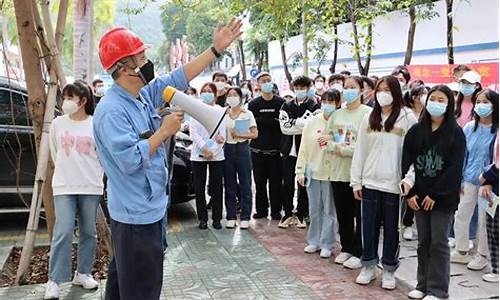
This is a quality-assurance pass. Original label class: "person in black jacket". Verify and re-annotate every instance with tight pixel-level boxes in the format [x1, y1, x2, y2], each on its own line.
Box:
[401, 85, 466, 300]
[248, 72, 285, 220]
[480, 131, 499, 283]
[213, 71, 228, 107]
[279, 76, 321, 228]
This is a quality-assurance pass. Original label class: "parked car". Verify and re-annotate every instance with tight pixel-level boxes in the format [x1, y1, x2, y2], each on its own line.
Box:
[0, 77, 194, 213]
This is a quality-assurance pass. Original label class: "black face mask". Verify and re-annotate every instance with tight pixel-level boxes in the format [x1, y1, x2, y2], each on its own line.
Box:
[137, 60, 155, 84]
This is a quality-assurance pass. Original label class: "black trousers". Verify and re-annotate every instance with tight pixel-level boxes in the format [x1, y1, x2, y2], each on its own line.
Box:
[105, 219, 164, 300]
[251, 152, 283, 216]
[192, 160, 224, 222]
[331, 181, 362, 257]
[402, 200, 415, 227]
[282, 156, 308, 218]
[415, 210, 454, 299]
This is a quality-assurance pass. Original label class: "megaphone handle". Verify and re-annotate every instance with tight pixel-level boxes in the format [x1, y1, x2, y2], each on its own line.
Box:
[209, 107, 229, 139]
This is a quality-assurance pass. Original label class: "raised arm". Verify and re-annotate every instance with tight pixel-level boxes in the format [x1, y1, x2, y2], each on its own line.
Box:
[183, 18, 242, 81]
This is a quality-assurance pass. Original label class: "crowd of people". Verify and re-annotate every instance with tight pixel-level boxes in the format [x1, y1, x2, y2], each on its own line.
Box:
[41, 25, 498, 300]
[176, 64, 498, 300]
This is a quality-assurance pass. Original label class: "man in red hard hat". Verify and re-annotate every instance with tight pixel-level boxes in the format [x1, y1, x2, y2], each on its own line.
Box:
[93, 19, 242, 300]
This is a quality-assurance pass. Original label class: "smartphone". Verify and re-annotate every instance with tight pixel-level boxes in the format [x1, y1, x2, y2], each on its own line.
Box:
[399, 183, 405, 195]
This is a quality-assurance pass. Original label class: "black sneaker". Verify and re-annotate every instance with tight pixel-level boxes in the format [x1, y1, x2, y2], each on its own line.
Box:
[212, 221, 222, 230]
[253, 212, 268, 219]
[271, 213, 282, 221]
[198, 221, 208, 230]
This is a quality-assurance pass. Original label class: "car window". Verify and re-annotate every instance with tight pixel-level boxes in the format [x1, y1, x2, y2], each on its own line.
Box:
[0, 89, 30, 126]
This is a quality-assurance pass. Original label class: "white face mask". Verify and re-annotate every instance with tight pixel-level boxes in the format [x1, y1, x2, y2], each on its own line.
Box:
[331, 83, 344, 93]
[315, 81, 324, 90]
[62, 99, 80, 115]
[376, 92, 393, 107]
[95, 86, 105, 97]
[214, 82, 226, 91]
[241, 88, 250, 97]
[226, 96, 241, 108]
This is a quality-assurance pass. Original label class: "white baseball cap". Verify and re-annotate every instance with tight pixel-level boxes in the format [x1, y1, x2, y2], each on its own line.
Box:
[459, 70, 481, 84]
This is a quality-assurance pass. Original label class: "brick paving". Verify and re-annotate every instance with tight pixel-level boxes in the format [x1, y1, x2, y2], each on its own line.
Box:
[0, 203, 498, 299]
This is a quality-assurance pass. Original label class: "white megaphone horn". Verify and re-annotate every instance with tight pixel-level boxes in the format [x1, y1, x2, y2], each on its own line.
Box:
[162, 86, 228, 138]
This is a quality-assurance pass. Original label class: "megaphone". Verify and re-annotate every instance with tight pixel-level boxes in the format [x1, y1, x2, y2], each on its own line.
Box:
[162, 86, 228, 138]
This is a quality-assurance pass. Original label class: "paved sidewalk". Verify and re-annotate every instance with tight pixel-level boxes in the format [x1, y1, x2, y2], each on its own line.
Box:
[0, 203, 498, 299]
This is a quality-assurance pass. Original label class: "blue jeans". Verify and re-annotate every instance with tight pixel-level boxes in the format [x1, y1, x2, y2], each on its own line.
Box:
[224, 142, 253, 220]
[306, 179, 336, 249]
[361, 188, 400, 272]
[48, 194, 100, 283]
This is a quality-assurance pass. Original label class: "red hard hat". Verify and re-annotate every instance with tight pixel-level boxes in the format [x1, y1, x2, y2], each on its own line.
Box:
[98, 27, 147, 71]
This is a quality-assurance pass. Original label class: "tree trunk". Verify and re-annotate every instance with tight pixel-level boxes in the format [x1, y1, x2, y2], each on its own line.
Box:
[38, 1, 67, 87]
[55, 0, 69, 51]
[256, 49, 262, 72]
[73, 0, 93, 82]
[14, 0, 68, 282]
[363, 23, 373, 76]
[14, 0, 46, 155]
[329, 24, 338, 74]
[446, 0, 454, 64]
[31, 0, 53, 76]
[1, 16, 8, 50]
[96, 204, 113, 257]
[351, 20, 365, 75]
[263, 48, 269, 72]
[301, 4, 308, 77]
[404, 6, 417, 65]
[88, 1, 94, 81]
[238, 39, 246, 81]
[279, 39, 292, 87]
[39, 0, 70, 240]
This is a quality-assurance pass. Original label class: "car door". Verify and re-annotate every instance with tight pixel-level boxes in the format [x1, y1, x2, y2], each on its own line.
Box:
[0, 87, 36, 192]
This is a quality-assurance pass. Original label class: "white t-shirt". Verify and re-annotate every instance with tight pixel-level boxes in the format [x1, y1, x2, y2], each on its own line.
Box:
[189, 118, 226, 162]
[225, 109, 257, 144]
[49, 115, 104, 196]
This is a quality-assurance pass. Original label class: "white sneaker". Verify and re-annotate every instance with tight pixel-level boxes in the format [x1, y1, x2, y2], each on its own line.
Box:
[423, 296, 441, 300]
[226, 220, 236, 228]
[320, 249, 332, 258]
[240, 220, 249, 229]
[278, 215, 296, 228]
[403, 227, 414, 240]
[467, 254, 489, 271]
[355, 265, 377, 285]
[334, 252, 352, 264]
[448, 237, 455, 248]
[343, 256, 362, 269]
[382, 270, 396, 290]
[304, 245, 320, 253]
[296, 216, 307, 228]
[450, 250, 472, 264]
[44, 280, 59, 300]
[482, 273, 499, 283]
[72, 271, 98, 289]
[408, 289, 426, 299]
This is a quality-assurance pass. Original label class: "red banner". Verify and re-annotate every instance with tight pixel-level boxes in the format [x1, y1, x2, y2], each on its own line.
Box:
[407, 63, 499, 90]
